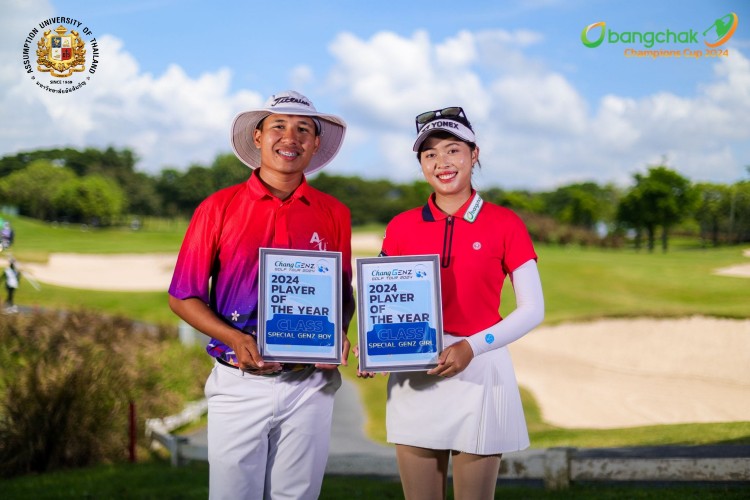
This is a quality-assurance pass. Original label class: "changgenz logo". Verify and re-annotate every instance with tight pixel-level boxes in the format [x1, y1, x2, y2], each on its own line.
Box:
[581, 12, 739, 59]
[371, 269, 413, 277]
[274, 261, 315, 270]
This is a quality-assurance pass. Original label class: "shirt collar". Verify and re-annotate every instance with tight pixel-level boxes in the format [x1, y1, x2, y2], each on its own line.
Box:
[246, 169, 311, 204]
[422, 190, 484, 223]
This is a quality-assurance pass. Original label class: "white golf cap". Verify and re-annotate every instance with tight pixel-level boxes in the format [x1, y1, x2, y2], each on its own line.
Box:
[413, 118, 476, 152]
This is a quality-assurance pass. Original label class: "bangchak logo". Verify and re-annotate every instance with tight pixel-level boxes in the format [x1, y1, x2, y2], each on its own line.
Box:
[581, 12, 739, 59]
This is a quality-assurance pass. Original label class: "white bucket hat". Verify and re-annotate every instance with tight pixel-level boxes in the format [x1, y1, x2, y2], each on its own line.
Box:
[230, 90, 346, 175]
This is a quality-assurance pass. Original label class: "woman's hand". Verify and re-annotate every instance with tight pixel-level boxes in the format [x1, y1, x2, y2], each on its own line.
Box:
[427, 340, 474, 378]
[352, 344, 380, 378]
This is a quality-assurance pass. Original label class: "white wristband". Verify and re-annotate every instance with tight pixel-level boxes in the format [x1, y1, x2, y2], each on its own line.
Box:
[466, 260, 544, 356]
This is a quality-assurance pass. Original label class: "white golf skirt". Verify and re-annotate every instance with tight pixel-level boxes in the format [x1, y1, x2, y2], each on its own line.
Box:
[386, 334, 530, 455]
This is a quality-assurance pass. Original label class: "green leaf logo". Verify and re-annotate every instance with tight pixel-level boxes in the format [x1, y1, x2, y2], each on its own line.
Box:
[581, 21, 606, 48]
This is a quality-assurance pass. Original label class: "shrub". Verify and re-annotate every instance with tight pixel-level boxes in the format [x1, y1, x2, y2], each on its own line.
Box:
[0, 310, 209, 477]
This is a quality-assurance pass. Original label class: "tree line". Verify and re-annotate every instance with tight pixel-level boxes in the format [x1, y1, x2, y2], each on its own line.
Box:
[0, 147, 748, 251]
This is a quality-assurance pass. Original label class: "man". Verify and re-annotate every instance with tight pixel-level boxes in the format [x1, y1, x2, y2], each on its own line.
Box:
[4, 257, 20, 312]
[168, 90, 354, 499]
[1, 221, 14, 250]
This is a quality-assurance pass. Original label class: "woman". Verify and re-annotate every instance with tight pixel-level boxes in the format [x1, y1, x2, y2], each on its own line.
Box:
[370, 106, 544, 499]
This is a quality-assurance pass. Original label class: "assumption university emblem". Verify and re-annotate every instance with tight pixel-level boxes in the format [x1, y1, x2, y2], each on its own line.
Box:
[36, 25, 86, 77]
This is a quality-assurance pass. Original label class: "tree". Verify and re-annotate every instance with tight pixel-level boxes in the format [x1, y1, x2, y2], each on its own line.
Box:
[155, 164, 219, 217]
[155, 168, 183, 217]
[617, 189, 645, 249]
[0, 160, 76, 220]
[617, 166, 697, 252]
[482, 188, 545, 213]
[694, 183, 730, 246]
[123, 171, 162, 216]
[542, 182, 619, 230]
[175, 165, 217, 214]
[6, 147, 749, 242]
[309, 173, 429, 225]
[211, 153, 251, 189]
[0, 147, 160, 217]
[52, 175, 126, 225]
[727, 181, 750, 243]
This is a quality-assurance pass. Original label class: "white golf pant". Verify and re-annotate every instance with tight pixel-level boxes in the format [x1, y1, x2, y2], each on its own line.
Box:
[205, 361, 341, 500]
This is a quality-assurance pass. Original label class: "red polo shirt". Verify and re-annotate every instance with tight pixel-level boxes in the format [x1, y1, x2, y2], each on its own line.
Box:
[169, 170, 354, 363]
[381, 192, 537, 337]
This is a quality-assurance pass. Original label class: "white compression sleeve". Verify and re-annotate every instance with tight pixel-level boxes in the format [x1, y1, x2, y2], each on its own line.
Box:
[465, 259, 544, 356]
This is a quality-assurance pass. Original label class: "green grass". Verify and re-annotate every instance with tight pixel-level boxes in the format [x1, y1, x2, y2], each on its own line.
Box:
[5, 215, 187, 261]
[7, 213, 749, 326]
[2, 214, 750, 495]
[536, 245, 750, 322]
[6, 214, 750, 441]
[14, 243, 749, 327]
[4, 215, 183, 325]
[2, 460, 749, 499]
[18, 284, 174, 325]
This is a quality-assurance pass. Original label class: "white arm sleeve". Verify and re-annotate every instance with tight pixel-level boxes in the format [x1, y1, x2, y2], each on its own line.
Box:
[466, 259, 544, 356]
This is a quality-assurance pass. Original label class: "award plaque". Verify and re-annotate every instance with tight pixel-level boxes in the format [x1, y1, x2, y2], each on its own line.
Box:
[258, 248, 342, 364]
[356, 255, 443, 372]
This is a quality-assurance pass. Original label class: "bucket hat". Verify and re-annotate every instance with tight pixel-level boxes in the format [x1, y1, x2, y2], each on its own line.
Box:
[230, 90, 346, 174]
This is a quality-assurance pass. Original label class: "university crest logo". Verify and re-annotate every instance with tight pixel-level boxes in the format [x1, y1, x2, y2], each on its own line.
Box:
[22, 16, 99, 93]
[36, 25, 86, 78]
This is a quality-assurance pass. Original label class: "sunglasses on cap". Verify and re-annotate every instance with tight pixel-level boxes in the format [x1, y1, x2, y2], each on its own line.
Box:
[415, 107, 469, 132]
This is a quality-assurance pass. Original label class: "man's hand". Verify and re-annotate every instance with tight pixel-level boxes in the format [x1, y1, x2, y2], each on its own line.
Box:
[315, 333, 350, 370]
[234, 331, 282, 375]
[168, 297, 283, 374]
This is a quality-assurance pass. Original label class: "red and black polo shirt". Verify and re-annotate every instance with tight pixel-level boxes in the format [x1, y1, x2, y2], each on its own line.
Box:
[381, 191, 537, 337]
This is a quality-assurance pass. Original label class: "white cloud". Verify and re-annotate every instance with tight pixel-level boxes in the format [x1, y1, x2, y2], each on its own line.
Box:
[490, 72, 589, 135]
[2, 4, 748, 190]
[0, 4, 263, 173]
[325, 29, 750, 189]
[289, 65, 315, 91]
[435, 31, 478, 68]
[328, 30, 436, 124]
[580, 52, 750, 186]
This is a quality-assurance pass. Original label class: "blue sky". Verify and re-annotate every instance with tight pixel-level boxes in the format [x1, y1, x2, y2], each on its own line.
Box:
[2, 0, 749, 190]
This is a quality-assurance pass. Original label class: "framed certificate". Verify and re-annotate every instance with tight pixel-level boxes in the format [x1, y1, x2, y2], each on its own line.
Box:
[258, 248, 342, 364]
[356, 255, 443, 372]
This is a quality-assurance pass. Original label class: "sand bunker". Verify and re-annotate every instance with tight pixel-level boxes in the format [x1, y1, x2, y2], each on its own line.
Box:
[12, 234, 384, 292]
[714, 249, 750, 278]
[510, 317, 750, 428]
[20, 253, 177, 292]
[4, 242, 749, 429]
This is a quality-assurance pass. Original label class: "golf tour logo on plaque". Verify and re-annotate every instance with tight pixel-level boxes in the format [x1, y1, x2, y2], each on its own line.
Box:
[258, 248, 342, 364]
[356, 255, 443, 372]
